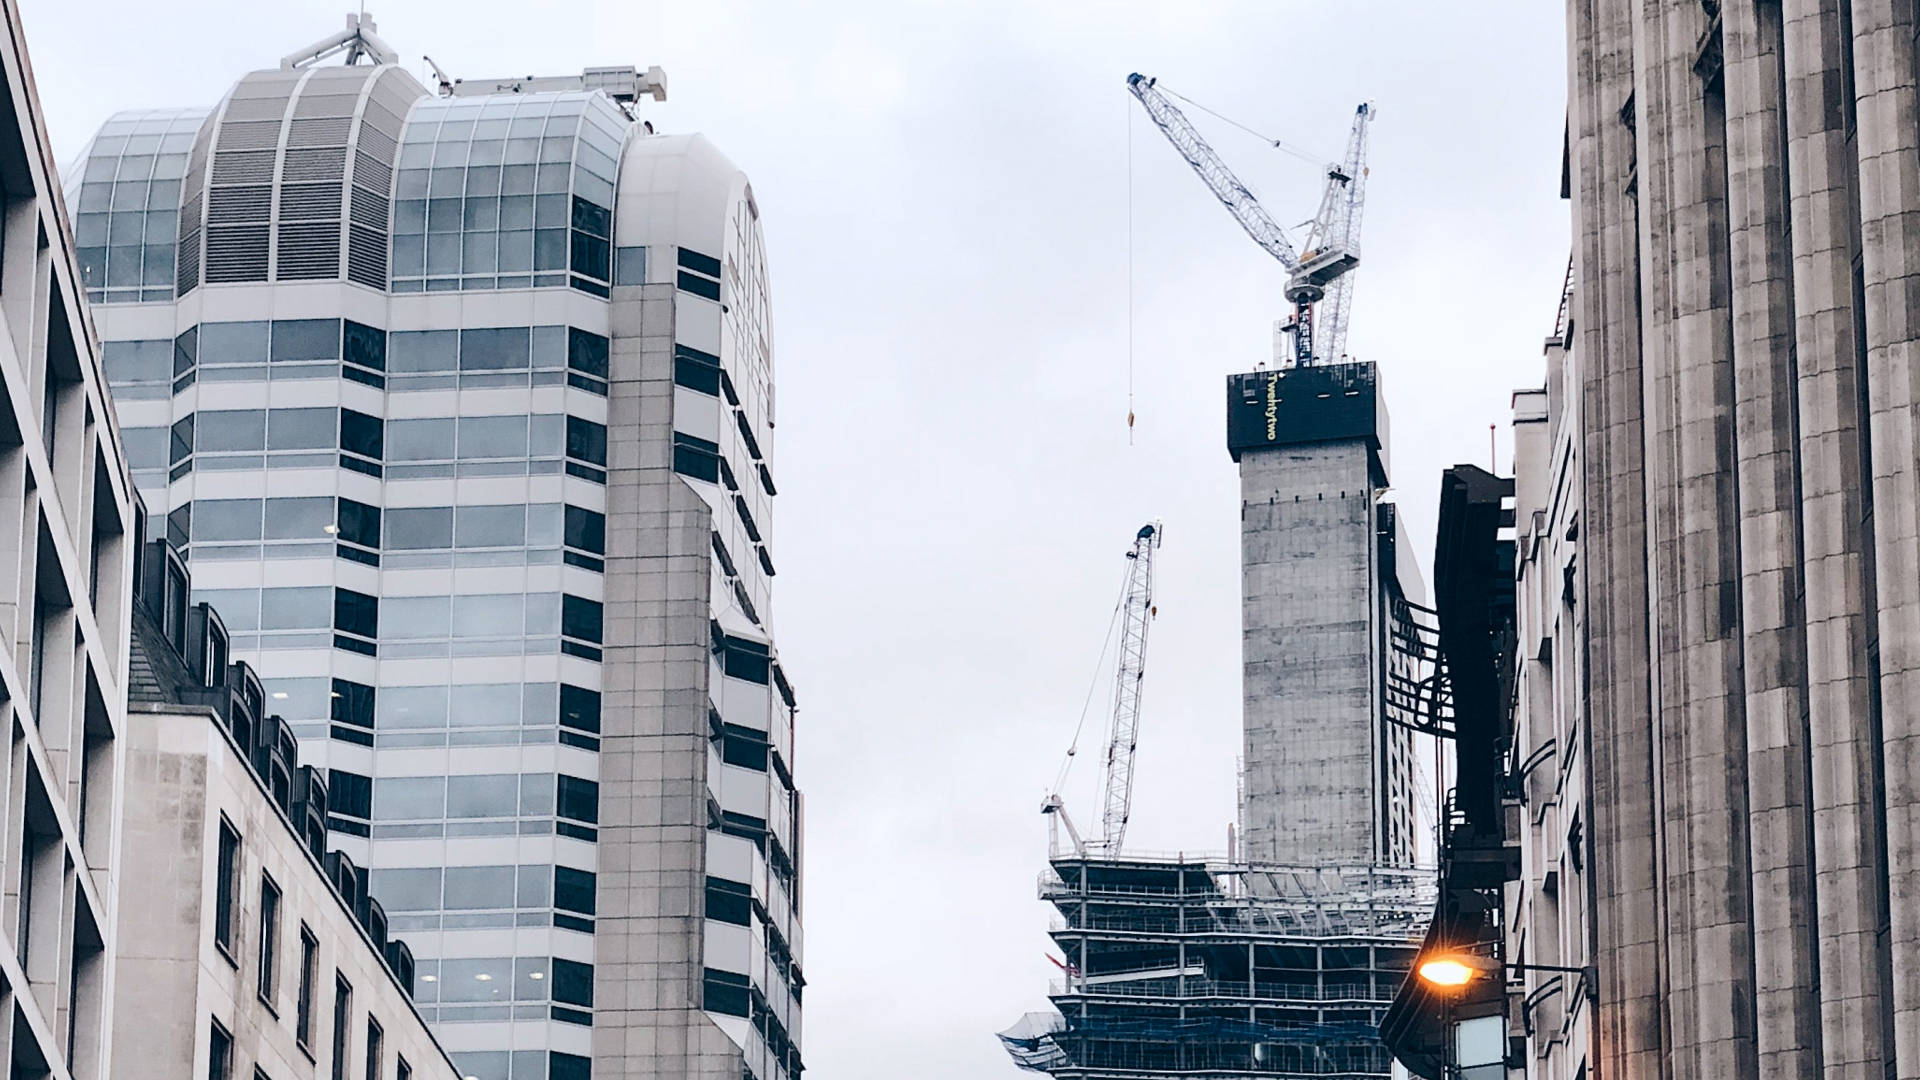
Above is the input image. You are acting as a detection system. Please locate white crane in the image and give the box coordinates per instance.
[1126,74,1373,367]
[1045,523,1162,856]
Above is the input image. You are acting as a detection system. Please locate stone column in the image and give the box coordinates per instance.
[1848,2,1920,1075]
[1780,2,1892,1078]
[1720,4,1826,1076]
[1568,0,1667,1075]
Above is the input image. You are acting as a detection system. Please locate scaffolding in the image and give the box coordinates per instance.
[1004,854,1433,1079]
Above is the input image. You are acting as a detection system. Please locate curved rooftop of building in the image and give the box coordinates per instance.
[67,64,640,303]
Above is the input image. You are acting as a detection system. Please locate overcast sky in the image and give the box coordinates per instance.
[22,1,1568,1075]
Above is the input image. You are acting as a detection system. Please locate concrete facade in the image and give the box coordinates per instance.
[1234,380,1416,870]
[1564,1,1920,1076]
[116,702,460,1080]
[0,0,138,1072]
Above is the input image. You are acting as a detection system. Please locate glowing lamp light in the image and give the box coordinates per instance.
[1416,952,1499,988]
[324,523,340,535]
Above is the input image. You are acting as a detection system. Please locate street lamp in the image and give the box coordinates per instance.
[1416,951,1593,990]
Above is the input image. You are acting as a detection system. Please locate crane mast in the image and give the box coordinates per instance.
[1126,74,1372,366]
[1044,523,1162,857]
[1096,522,1160,852]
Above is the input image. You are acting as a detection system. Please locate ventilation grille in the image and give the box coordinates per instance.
[346,223,387,289]
[223,97,289,122]
[205,224,269,282]
[277,221,340,279]
[207,185,271,224]
[352,152,390,194]
[281,183,343,221]
[211,150,275,185]
[282,147,347,183]
[293,92,363,118]
[288,117,353,147]
[217,120,283,149]
[347,185,388,229]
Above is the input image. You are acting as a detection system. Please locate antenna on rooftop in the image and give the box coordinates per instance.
[282,12,398,69]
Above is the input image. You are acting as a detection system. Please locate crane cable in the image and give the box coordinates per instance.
[1050,557,1136,798]
[1155,82,1334,167]
[1126,93,1135,443]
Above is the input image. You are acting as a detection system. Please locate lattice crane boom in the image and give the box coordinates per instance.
[1043,522,1162,857]
[1126,74,1373,367]
[1095,522,1160,853]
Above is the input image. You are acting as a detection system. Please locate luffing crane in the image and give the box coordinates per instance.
[1126,74,1373,367]
[1044,522,1162,856]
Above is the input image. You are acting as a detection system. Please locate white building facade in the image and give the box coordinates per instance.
[0,0,139,1073]
[72,27,803,1080]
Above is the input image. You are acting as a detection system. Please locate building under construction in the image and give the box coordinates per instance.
[1000,78,1449,1080]
[1001,858,1433,1077]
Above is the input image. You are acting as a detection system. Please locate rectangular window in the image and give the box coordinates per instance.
[721,725,770,772]
[555,866,597,916]
[209,1019,233,1080]
[334,588,378,639]
[706,877,751,926]
[556,776,599,824]
[328,769,373,819]
[564,506,605,554]
[558,684,600,734]
[335,498,381,548]
[331,679,376,730]
[561,595,602,643]
[552,958,593,1008]
[297,926,318,1049]
[671,432,720,484]
[331,975,352,1080]
[339,409,384,460]
[215,818,240,956]
[678,247,722,278]
[702,968,750,1017]
[259,875,282,1004]
[566,328,608,379]
[550,1052,590,1080]
[673,344,721,396]
[343,320,385,371]
[396,1059,410,1080]
[564,416,606,467]
[365,1017,383,1080]
[675,270,720,301]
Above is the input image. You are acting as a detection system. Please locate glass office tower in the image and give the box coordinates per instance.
[71,30,803,1080]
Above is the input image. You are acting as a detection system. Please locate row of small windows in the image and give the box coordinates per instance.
[448,1050,590,1080]
[326,771,599,826]
[127,408,609,485]
[188,584,601,657]
[326,679,599,734]
[102,322,609,398]
[369,864,595,919]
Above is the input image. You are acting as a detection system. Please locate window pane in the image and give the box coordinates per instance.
[565,417,606,465]
[556,776,598,823]
[335,498,381,548]
[450,683,520,728]
[554,866,595,914]
[561,595,602,642]
[374,777,445,820]
[334,589,378,638]
[439,961,512,1004]
[194,588,259,631]
[447,774,519,818]
[343,320,385,371]
[563,506,605,553]
[267,407,337,451]
[457,415,529,459]
[340,410,384,459]
[388,329,456,373]
[270,319,341,363]
[196,410,267,452]
[264,496,335,540]
[455,504,526,548]
[198,321,269,365]
[376,685,448,730]
[451,594,524,638]
[260,587,333,630]
[443,866,516,909]
[192,498,264,541]
[528,503,563,547]
[382,596,450,639]
[460,327,530,370]
[368,868,441,911]
[384,507,453,549]
[121,426,169,471]
[386,419,455,461]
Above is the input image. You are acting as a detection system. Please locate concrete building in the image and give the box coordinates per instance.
[72,17,804,1080]
[1228,362,1419,869]
[117,528,461,1080]
[0,0,139,1071]
[1562,1,1920,1075]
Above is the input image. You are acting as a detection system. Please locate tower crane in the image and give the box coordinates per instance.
[1044,523,1162,857]
[1126,74,1373,367]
